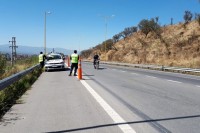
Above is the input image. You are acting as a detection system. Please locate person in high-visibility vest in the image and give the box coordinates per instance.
[69,50,79,76]
[38,52,45,68]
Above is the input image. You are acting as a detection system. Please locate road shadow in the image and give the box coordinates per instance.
[0,111,24,126]
[45,114,200,133]
[96,67,106,70]
[82,74,94,76]
[45,68,70,72]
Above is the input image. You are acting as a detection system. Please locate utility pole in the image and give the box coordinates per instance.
[9,37,18,66]
[171,18,173,25]
[100,15,115,53]
[44,11,51,54]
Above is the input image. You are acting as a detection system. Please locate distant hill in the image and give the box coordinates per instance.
[82,21,200,68]
[0,44,73,55]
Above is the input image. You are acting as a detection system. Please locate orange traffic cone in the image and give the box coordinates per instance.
[68,56,70,67]
[78,59,82,80]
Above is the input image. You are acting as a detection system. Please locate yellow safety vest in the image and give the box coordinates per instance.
[71,54,78,63]
[39,54,44,63]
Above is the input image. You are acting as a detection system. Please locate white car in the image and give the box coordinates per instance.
[44,53,65,71]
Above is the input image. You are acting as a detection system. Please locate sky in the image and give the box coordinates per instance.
[0,0,200,52]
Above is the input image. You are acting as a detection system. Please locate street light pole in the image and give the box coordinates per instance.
[44,11,51,54]
[101,15,115,53]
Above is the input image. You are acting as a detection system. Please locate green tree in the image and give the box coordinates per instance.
[138,18,161,37]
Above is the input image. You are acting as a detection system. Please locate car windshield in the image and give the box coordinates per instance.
[47,55,61,60]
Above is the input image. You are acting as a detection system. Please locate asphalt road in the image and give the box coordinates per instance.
[0,62,200,133]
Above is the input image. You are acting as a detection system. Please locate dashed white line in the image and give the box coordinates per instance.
[121,71,126,72]
[167,80,182,84]
[131,73,138,75]
[146,75,157,79]
[80,80,136,133]
[196,85,200,88]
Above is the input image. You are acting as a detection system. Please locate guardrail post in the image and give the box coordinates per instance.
[161,65,164,71]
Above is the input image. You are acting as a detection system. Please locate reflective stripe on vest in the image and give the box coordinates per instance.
[39,54,43,63]
[71,54,78,63]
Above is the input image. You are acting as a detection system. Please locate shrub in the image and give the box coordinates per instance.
[0,54,7,79]
[138,18,161,37]
[195,13,200,26]
[184,10,193,24]
[0,67,42,118]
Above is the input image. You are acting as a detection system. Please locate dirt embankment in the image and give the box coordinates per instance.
[88,21,200,68]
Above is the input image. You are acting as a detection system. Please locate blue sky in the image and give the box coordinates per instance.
[0,0,200,52]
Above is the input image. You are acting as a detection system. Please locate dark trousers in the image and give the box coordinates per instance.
[40,61,44,68]
[70,63,78,75]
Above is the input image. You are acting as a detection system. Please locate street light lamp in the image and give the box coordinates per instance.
[101,15,115,53]
[44,11,51,54]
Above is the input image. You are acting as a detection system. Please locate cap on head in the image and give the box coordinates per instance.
[40,52,43,54]
[74,50,77,53]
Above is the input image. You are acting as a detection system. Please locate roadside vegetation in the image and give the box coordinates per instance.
[0,55,42,118]
[0,55,38,80]
[81,10,200,68]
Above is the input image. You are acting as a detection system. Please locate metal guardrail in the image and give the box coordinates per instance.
[97,61,200,74]
[0,64,40,91]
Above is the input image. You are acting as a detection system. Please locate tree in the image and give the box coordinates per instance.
[155,16,159,23]
[118,26,137,40]
[138,18,161,37]
[80,49,93,58]
[101,39,118,51]
[184,10,193,24]
[195,13,200,26]
[113,34,121,43]
[138,19,150,37]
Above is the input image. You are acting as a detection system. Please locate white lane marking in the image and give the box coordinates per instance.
[121,71,126,72]
[112,69,117,71]
[167,80,182,84]
[146,75,157,79]
[196,85,200,88]
[80,80,137,133]
[131,73,138,75]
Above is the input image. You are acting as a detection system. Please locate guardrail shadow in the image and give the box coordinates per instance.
[45,114,200,133]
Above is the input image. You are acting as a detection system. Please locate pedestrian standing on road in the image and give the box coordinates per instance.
[69,50,79,76]
[39,51,45,68]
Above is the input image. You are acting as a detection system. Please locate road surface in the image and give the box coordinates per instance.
[0,62,200,133]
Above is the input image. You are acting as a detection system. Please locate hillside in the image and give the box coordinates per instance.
[85,21,200,68]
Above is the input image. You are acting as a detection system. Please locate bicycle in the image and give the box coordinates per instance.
[94,59,99,69]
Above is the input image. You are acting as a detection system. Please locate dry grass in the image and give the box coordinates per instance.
[1,57,38,80]
[94,21,200,68]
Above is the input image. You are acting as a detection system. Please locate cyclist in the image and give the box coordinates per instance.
[93,53,100,69]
